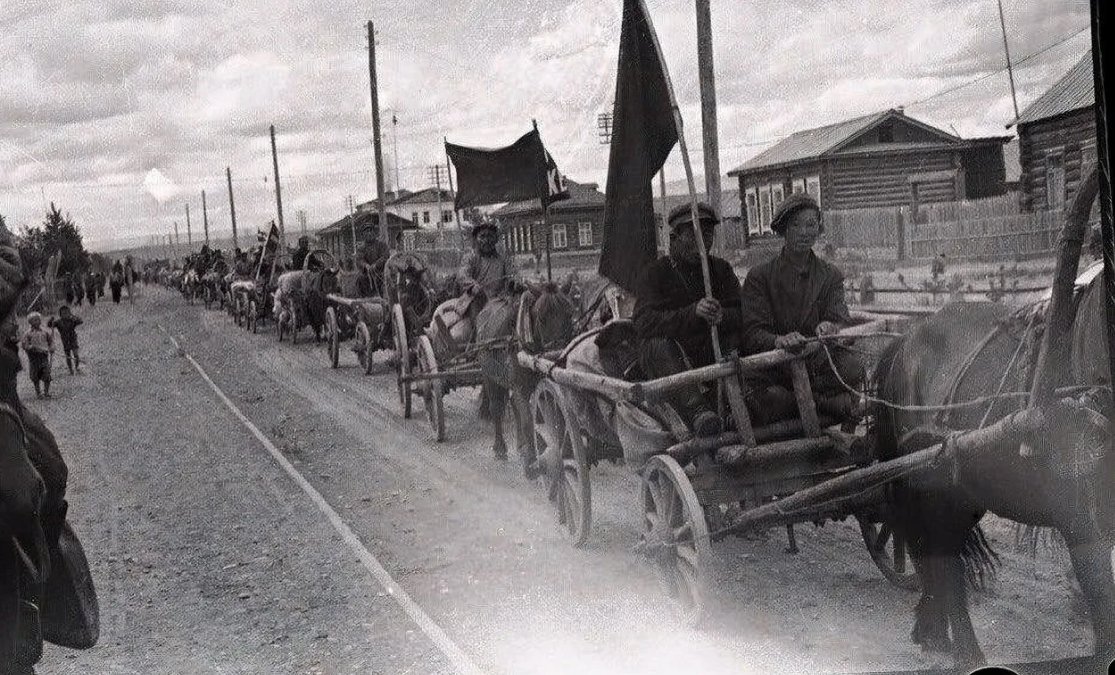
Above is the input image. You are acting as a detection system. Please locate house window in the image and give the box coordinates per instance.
[411,212,419,225]
[1046,152,1065,209]
[758,186,772,233]
[551,224,567,249]
[806,175,821,204]
[578,222,593,247]
[772,184,785,214]
[423,211,430,224]
[745,188,759,235]
[402,231,416,251]
[443,210,453,223]
[792,179,806,194]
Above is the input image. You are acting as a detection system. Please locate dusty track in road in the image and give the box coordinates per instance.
[32,288,1095,673]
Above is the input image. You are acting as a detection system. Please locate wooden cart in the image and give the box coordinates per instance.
[517,315,932,623]
[323,293,391,374]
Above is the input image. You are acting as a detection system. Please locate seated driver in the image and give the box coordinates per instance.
[633,203,742,438]
[738,193,864,425]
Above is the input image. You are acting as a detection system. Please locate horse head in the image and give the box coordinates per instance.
[523,280,576,352]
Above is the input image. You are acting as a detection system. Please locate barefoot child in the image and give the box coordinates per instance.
[49,305,83,374]
[20,311,54,397]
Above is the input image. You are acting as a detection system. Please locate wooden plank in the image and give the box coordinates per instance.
[790,361,821,436]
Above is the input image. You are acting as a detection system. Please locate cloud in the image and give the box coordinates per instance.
[0,0,1094,244]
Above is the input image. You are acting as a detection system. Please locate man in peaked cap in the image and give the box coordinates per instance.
[355,220,390,296]
[739,192,863,424]
[633,202,742,438]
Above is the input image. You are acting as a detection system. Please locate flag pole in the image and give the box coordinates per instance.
[533,119,554,282]
[637,0,721,360]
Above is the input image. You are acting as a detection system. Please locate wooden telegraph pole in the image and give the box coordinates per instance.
[270,124,286,249]
[201,189,210,246]
[695,0,722,236]
[367,21,389,248]
[185,203,192,248]
[226,167,239,250]
[174,221,180,257]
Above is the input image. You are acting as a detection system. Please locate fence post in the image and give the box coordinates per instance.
[895,208,906,261]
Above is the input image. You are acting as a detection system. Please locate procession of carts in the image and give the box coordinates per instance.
[179,225,1094,626]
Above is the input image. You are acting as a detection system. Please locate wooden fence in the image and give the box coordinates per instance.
[817,194,1069,262]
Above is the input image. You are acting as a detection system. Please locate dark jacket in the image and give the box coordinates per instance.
[633,255,742,366]
[49,316,82,351]
[739,249,850,354]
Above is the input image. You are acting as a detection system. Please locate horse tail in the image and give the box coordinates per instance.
[962,524,999,590]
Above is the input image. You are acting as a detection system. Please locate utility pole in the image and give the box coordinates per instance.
[185,203,192,248]
[996,0,1021,122]
[298,210,307,237]
[226,167,239,250]
[201,189,210,246]
[392,113,401,194]
[174,221,180,257]
[696,0,722,224]
[347,195,357,255]
[367,21,389,247]
[270,124,286,249]
[660,169,668,253]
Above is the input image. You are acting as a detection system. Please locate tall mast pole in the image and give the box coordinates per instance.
[185,203,192,248]
[367,21,389,248]
[226,167,238,250]
[997,0,1021,122]
[696,0,722,237]
[201,189,210,246]
[270,124,286,249]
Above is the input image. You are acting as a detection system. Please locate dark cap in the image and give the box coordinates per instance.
[667,202,719,232]
[470,221,499,237]
[770,193,821,235]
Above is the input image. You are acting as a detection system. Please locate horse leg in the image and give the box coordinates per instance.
[488,383,508,461]
[1064,530,1115,660]
[943,553,985,667]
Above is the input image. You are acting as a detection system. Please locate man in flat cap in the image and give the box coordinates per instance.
[633,202,742,437]
[457,220,518,305]
[291,235,312,271]
[355,221,390,296]
[739,193,863,423]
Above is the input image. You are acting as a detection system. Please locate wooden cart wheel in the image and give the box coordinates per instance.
[640,454,712,627]
[392,304,412,418]
[857,517,920,591]
[248,300,259,334]
[529,381,592,547]
[354,321,376,375]
[325,307,340,368]
[416,335,445,442]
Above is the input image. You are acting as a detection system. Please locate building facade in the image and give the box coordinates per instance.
[1013,50,1096,213]
[491,181,606,256]
[728,109,1010,237]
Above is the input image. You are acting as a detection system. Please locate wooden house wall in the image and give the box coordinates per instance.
[960,146,1008,199]
[500,205,605,254]
[1017,107,1097,212]
[827,150,958,210]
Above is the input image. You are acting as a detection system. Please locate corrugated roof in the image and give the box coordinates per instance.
[728,111,888,175]
[317,210,414,236]
[393,187,455,205]
[1015,50,1094,126]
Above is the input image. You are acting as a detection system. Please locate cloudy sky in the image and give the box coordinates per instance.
[0,0,1093,249]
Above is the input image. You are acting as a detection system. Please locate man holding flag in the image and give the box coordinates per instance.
[633,203,741,437]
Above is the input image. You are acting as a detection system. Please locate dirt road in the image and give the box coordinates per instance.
[30,288,1095,674]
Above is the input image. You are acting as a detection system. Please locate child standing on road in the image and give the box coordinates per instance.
[49,305,83,374]
[20,311,54,398]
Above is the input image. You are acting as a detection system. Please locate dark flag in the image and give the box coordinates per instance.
[599,0,679,292]
[255,221,281,280]
[446,128,570,210]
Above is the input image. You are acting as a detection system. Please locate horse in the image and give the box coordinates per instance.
[871,168,1115,667]
[475,279,577,462]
